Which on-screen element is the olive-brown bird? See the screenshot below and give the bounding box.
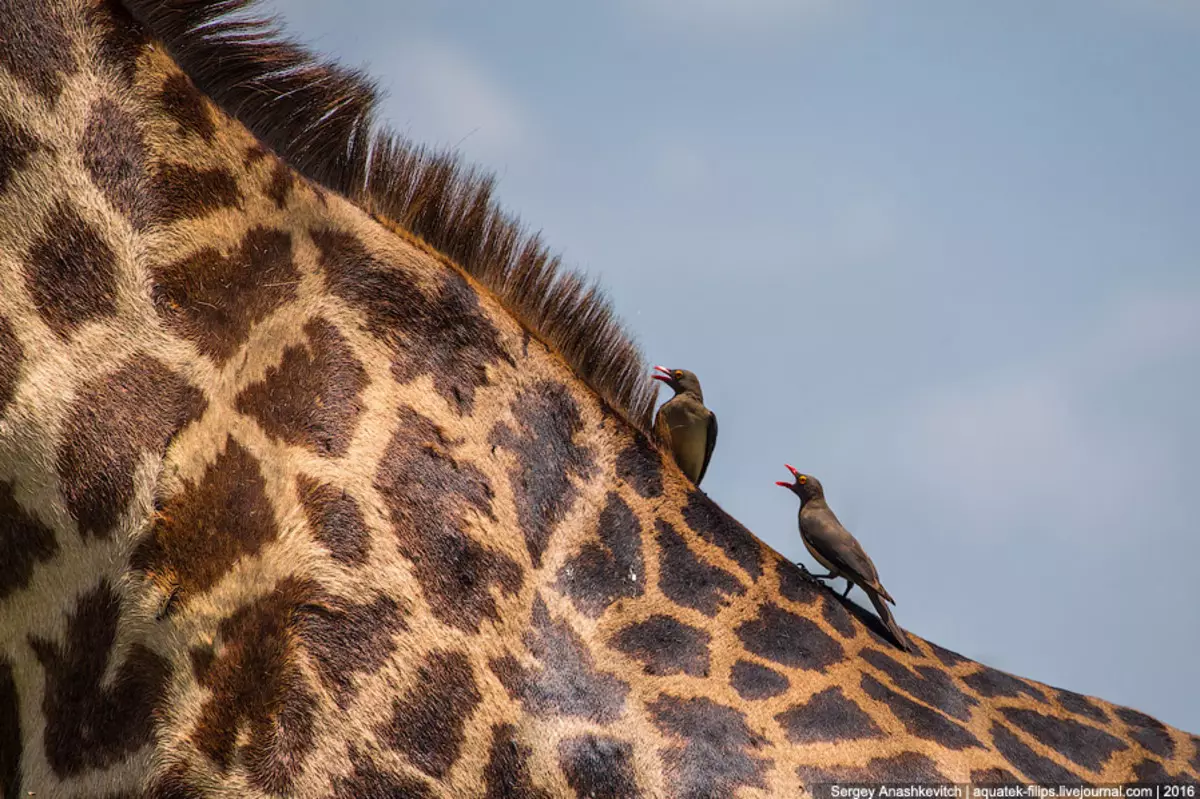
[652,366,717,486]
[776,465,910,652]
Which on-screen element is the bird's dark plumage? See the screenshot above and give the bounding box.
[652,366,718,486]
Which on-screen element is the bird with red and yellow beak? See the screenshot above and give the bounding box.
[776,464,910,652]
[651,366,718,487]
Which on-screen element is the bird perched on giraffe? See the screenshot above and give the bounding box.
[651,365,718,487]
[776,465,910,651]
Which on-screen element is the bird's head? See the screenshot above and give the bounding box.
[652,365,703,398]
[775,464,824,502]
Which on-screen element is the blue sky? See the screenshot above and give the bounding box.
[264,0,1200,732]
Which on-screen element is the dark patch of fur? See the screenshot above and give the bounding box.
[655,519,744,617]
[648,694,770,798]
[296,594,406,709]
[159,72,216,142]
[729,660,789,701]
[25,200,119,340]
[860,674,983,751]
[999,707,1128,771]
[0,316,20,417]
[775,687,884,744]
[27,580,170,777]
[798,753,948,789]
[962,664,1047,704]
[777,558,821,605]
[735,602,845,672]
[82,97,150,227]
[681,491,763,580]
[327,746,435,799]
[89,0,149,85]
[611,614,711,677]
[555,492,644,618]
[0,658,21,799]
[150,161,242,223]
[484,723,549,799]
[1055,688,1110,724]
[616,436,663,498]
[0,113,42,195]
[1114,706,1176,759]
[0,479,58,600]
[296,474,371,567]
[116,0,658,430]
[860,648,978,722]
[0,0,77,101]
[267,160,295,209]
[990,721,1086,784]
[970,767,1023,785]
[559,735,640,799]
[926,641,969,667]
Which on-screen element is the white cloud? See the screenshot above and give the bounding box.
[624,0,850,36]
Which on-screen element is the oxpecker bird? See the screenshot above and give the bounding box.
[776,465,910,651]
[652,366,717,487]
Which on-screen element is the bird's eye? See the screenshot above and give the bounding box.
[674,371,683,379]
[798,475,808,484]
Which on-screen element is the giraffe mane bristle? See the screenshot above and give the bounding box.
[117,0,660,432]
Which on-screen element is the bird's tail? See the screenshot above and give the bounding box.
[867,589,911,652]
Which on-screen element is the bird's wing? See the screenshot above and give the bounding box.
[695,410,717,486]
[802,510,889,598]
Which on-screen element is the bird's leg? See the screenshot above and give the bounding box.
[841,581,853,598]
[808,572,837,581]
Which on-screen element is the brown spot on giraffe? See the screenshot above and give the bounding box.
[484,723,549,799]
[0,479,57,600]
[0,315,22,417]
[82,97,149,227]
[490,381,596,567]
[1115,705,1177,758]
[776,559,821,606]
[159,72,216,142]
[735,602,845,672]
[327,747,435,799]
[615,436,663,499]
[152,226,297,364]
[927,641,970,667]
[648,694,770,799]
[312,226,513,412]
[296,474,371,567]
[998,707,1129,771]
[492,596,629,723]
[970,767,1023,784]
[295,593,405,709]
[25,201,119,340]
[556,491,644,617]
[0,114,41,195]
[775,686,884,744]
[88,0,148,85]
[0,0,77,101]
[267,160,294,209]
[681,489,763,580]
[655,519,744,617]
[612,614,711,677]
[150,162,242,223]
[962,664,1048,703]
[798,752,949,786]
[131,436,277,599]
[1056,688,1110,723]
[0,657,20,799]
[990,721,1086,783]
[861,673,984,750]
[144,766,206,799]
[27,580,170,778]
[822,593,857,638]
[558,735,640,799]
[861,648,978,721]
[729,659,790,701]
[378,649,481,780]
[188,577,318,793]
[375,406,522,632]
[236,317,368,457]
[57,354,207,539]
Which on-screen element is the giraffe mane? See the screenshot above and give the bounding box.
[117,0,659,431]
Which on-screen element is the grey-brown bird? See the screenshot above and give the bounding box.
[776,465,910,652]
[652,366,717,486]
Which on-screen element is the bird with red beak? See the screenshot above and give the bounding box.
[776,464,910,652]
[651,366,717,487]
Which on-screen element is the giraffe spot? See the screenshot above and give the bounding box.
[159,73,216,142]
[236,318,367,457]
[491,596,629,723]
[150,162,241,223]
[82,97,149,228]
[267,160,295,209]
[1055,688,1110,723]
[735,602,845,672]
[927,641,969,667]
[28,580,170,778]
[378,650,481,779]
[647,694,770,799]
[861,673,983,750]
[775,686,884,744]
[681,490,763,580]
[490,382,595,567]
[1130,758,1176,784]
[616,436,663,499]
[777,559,821,606]
[822,594,857,638]
[655,519,744,617]
[26,201,118,340]
[999,707,1129,770]
[0,316,19,416]
[860,648,978,722]
[145,766,206,799]
[188,578,318,794]
[0,657,21,799]
[971,767,1022,785]
[556,492,644,618]
[729,660,789,701]
[88,0,148,85]
[312,227,513,413]
[962,665,1048,704]
[296,594,405,710]
[57,354,207,539]
[245,144,270,165]
[990,721,1086,784]
[798,752,948,786]
[296,474,371,567]
[131,436,277,599]
[152,226,297,364]
[0,114,41,195]
[1191,736,1200,774]
[0,0,77,101]
[484,723,549,799]
[0,480,57,600]
[559,735,640,799]
[374,407,522,632]
[328,746,435,799]
[1114,706,1176,759]
[612,615,711,677]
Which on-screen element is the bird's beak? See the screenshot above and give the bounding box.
[651,365,672,383]
[784,463,801,479]
[774,481,792,489]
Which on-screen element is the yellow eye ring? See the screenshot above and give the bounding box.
[798,475,808,485]
[674,370,683,378]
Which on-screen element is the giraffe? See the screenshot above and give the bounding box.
[0,1,1197,796]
